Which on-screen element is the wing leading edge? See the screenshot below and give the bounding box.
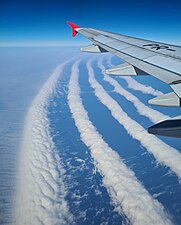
[67,22,181,138]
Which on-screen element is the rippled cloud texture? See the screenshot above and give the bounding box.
[15,60,74,225]
[68,59,172,225]
[87,58,181,179]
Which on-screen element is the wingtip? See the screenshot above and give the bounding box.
[67,21,80,37]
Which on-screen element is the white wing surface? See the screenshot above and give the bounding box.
[67,22,181,138]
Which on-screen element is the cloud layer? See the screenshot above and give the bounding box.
[106,55,163,96]
[98,57,169,123]
[68,59,172,225]
[87,58,181,179]
[15,59,74,225]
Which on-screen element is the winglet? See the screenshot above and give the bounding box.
[67,21,80,37]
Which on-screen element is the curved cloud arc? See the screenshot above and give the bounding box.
[98,57,170,123]
[106,55,163,96]
[68,59,172,225]
[15,59,75,225]
[87,58,181,180]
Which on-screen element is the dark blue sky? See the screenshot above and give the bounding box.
[1,0,181,46]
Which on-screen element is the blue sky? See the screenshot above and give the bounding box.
[1,0,181,46]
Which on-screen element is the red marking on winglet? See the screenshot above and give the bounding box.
[67,22,80,37]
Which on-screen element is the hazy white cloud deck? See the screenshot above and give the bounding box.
[1,50,181,225]
[15,60,74,225]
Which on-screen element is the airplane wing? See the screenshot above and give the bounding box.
[67,22,181,138]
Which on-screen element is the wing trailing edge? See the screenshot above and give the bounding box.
[149,83,181,107]
[105,63,148,76]
[149,92,180,107]
[81,44,107,53]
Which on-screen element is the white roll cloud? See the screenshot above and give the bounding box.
[98,57,170,124]
[68,59,172,225]
[15,59,74,225]
[87,58,181,179]
[106,55,163,96]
